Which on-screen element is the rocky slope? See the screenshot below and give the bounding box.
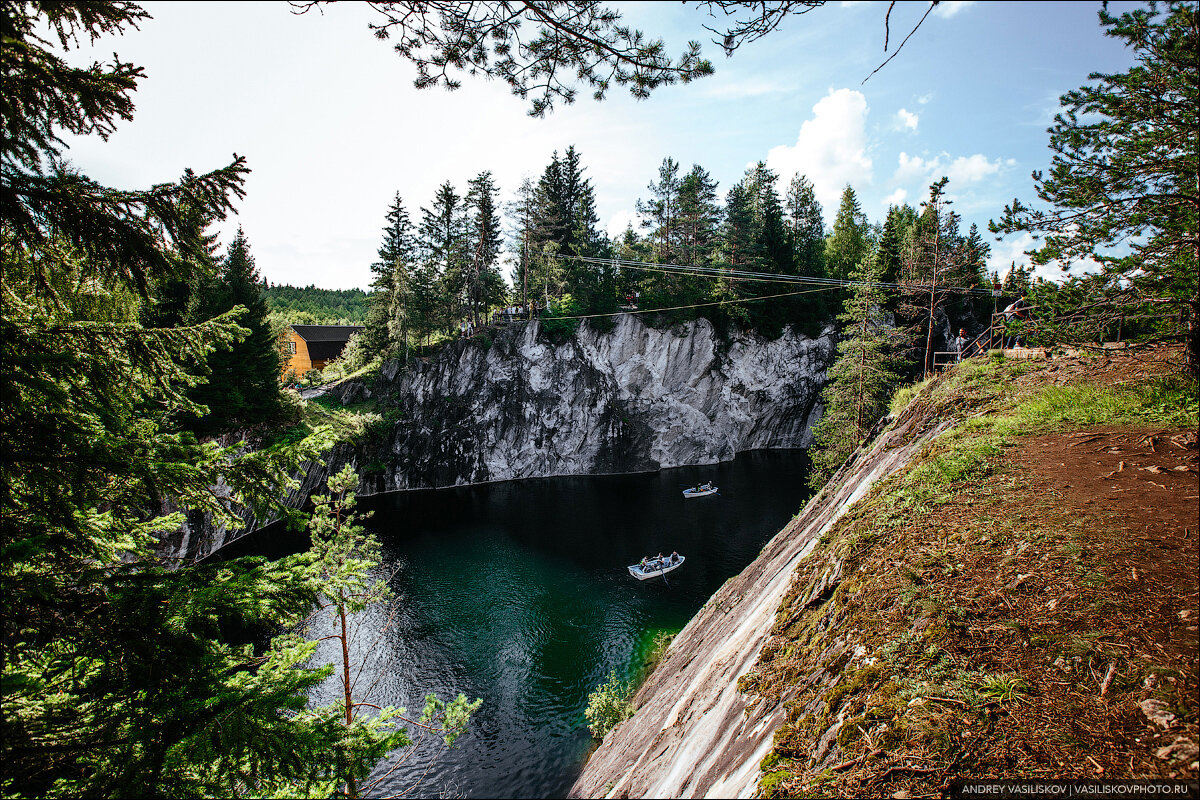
[567,373,952,799]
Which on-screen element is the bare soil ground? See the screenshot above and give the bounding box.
[750,346,1198,797]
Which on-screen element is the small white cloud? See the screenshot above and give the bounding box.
[917,93,934,105]
[933,1,975,19]
[946,153,1003,184]
[766,88,874,215]
[884,188,908,206]
[894,151,937,183]
[895,108,918,131]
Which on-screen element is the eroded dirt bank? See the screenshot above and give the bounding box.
[570,346,1198,798]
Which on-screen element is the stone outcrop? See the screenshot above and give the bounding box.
[370,314,834,491]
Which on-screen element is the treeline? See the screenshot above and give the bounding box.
[262,284,369,325]
[356,148,1001,362]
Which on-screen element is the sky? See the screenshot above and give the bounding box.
[58,1,1148,291]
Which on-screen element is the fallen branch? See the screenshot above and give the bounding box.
[1099,663,1117,698]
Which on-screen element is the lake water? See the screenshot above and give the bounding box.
[223,450,813,798]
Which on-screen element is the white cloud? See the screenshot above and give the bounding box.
[895,108,918,131]
[987,232,1101,283]
[893,151,1005,190]
[894,151,935,183]
[916,93,934,105]
[933,1,976,19]
[987,233,1034,278]
[946,153,1003,184]
[766,88,873,216]
[883,188,908,207]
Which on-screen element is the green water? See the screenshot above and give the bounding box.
[232,449,813,798]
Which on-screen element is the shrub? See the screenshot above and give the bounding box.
[584,671,634,740]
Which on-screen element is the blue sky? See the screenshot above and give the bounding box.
[60,1,1146,290]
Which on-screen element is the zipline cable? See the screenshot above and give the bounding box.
[529,285,839,322]
[560,254,998,296]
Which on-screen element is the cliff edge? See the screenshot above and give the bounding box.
[570,345,1198,798]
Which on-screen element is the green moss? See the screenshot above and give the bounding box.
[759,769,793,798]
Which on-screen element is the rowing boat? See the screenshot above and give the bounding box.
[628,555,685,580]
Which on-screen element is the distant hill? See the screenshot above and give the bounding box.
[262,284,371,325]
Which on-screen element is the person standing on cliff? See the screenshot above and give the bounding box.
[954,328,971,362]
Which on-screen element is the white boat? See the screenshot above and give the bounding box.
[628,555,685,580]
[682,484,717,498]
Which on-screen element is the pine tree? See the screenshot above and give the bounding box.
[991,3,1198,374]
[808,248,901,489]
[2,4,370,795]
[186,227,284,435]
[638,157,682,262]
[364,193,415,355]
[507,177,539,317]
[302,466,481,799]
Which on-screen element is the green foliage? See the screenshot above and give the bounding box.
[809,249,903,488]
[990,3,1198,375]
[540,293,583,341]
[300,466,481,797]
[584,671,635,740]
[186,227,286,435]
[325,1,716,117]
[262,284,370,325]
[0,5,456,796]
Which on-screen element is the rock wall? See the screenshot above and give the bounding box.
[371,315,834,490]
[180,315,834,561]
[567,389,953,799]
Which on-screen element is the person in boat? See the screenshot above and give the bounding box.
[640,557,647,569]
[670,551,679,563]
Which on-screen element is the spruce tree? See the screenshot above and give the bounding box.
[2,5,485,794]
[465,171,506,327]
[418,181,466,332]
[2,4,379,795]
[364,192,415,355]
[825,185,869,283]
[677,164,723,268]
[186,227,284,435]
[808,248,901,489]
[784,174,826,278]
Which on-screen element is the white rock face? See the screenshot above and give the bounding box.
[379,314,835,489]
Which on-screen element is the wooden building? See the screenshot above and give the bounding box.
[283,324,363,376]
